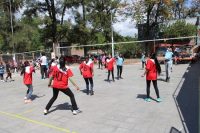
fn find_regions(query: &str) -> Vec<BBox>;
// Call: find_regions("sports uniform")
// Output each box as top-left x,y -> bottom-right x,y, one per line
21,63 -> 35,103
79,60 -> 94,95
44,64 -> 80,115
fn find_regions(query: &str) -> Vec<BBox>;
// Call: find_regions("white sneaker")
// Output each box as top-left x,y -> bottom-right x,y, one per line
72,109 -> 82,115
72,110 -> 77,115
44,109 -> 48,115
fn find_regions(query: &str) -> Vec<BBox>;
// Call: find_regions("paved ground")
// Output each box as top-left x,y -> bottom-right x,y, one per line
0,62 -> 197,133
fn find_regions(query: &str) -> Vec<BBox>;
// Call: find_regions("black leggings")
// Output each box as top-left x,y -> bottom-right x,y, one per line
41,65 -> 47,79
98,60 -> 102,69
6,72 -> 12,80
108,70 -> 114,80
117,65 -> 123,78
0,74 -> 3,80
45,88 -> 78,111
84,78 -> 93,85
146,80 -> 160,98
84,78 -> 94,91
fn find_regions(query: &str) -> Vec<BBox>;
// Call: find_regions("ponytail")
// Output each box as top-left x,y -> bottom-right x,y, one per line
59,56 -> 67,71
21,61 -> 29,75
151,53 -> 161,74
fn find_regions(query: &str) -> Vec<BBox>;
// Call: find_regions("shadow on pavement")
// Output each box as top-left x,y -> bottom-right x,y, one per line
173,62 -> 199,133
48,102 -> 72,114
170,127 -> 181,133
137,94 -> 146,99
31,94 -> 45,101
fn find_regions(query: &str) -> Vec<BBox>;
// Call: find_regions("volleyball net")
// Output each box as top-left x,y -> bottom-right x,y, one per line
56,36 -> 198,59
0,35 -> 198,64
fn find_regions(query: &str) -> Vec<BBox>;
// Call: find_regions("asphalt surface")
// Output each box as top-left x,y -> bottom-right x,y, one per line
0,62 -> 198,133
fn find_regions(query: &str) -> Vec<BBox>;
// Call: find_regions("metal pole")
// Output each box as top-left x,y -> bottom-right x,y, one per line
9,0 -> 14,53
9,0 -> 13,37
111,11 -> 114,57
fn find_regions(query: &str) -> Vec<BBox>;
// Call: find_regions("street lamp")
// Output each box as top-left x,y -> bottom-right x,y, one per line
111,10 -> 114,57
196,14 -> 200,45
9,0 -> 14,37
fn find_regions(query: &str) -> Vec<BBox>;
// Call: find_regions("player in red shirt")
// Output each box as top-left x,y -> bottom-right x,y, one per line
21,61 -> 35,103
44,56 -> 81,115
106,54 -> 115,82
79,56 -> 94,95
142,53 -> 161,102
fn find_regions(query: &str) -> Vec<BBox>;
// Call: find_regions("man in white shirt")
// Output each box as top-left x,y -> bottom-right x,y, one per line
40,52 -> 48,79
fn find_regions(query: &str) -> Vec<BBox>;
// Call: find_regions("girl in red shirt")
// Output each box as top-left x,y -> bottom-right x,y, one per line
106,54 -> 115,82
44,56 -> 80,115
142,53 -> 161,102
79,56 -> 94,95
21,61 -> 35,103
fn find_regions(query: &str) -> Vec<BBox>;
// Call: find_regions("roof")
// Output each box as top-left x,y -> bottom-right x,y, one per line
165,17 -> 199,26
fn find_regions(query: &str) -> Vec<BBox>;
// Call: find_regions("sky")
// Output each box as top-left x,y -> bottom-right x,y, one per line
15,2 -> 138,37
113,18 -> 137,37
16,0 -> 194,37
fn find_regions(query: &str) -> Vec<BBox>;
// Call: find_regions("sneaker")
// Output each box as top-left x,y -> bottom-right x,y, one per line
72,109 -> 82,115
144,98 -> 151,102
86,90 -> 89,95
156,98 -> 162,102
24,99 -> 32,104
44,109 -> 48,115
90,91 -> 94,96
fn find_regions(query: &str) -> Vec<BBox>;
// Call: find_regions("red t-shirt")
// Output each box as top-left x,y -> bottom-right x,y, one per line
145,59 -> 157,80
79,61 -> 93,78
106,58 -> 115,71
52,65 -> 73,89
23,66 -> 35,85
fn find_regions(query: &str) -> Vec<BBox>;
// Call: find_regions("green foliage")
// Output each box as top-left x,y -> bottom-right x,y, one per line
162,20 -> 197,37
115,37 -> 141,58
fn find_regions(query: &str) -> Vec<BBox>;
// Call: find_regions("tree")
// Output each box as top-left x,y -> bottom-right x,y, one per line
122,0 -> 186,53
162,20 -> 196,44
24,0 -> 80,54
0,0 -> 24,53
184,0 -> 200,17
10,17 -> 44,53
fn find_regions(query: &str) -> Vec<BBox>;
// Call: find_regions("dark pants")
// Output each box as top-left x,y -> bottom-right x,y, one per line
142,61 -> 145,69
84,78 -> 94,93
98,60 -> 102,69
41,65 -> 47,79
0,74 -> 3,80
108,70 -> 114,81
45,88 -> 78,111
6,72 -> 12,80
117,65 -> 123,78
146,80 -> 160,98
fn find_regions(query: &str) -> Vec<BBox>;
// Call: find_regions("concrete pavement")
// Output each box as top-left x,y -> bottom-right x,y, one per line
0,62 -> 197,133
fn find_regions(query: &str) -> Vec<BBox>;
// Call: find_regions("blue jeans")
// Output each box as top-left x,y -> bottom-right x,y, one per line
165,61 -> 172,79
26,84 -> 33,99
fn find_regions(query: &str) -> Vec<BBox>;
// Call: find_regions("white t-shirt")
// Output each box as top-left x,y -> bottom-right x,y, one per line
40,56 -> 47,65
